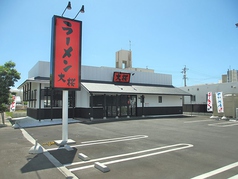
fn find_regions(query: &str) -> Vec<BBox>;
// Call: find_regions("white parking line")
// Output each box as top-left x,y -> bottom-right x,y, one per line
68,143 -> 193,172
184,119 -> 214,123
81,135 -> 147,144
191,161 -> 238,179
103,143 -> 193,165
208,121 -> 238,127
48,135 -> 148,151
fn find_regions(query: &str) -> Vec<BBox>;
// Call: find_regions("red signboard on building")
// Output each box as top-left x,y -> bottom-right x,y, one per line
51,15 -> 82,90
113,72 -> 131,83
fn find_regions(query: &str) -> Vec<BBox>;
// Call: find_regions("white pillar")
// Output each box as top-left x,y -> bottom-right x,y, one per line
62,90 -> 68,143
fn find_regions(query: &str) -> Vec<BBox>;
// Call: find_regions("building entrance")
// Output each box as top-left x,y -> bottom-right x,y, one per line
92,94 -> 137,118
106,95 -> 137,117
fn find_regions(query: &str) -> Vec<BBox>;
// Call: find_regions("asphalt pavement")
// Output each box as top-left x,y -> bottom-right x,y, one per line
1,115 -> 238,179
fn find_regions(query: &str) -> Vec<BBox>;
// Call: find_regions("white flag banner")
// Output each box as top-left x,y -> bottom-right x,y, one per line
207,92 -> 213,112
215,92 -> 224,113
10,95 -> 16,112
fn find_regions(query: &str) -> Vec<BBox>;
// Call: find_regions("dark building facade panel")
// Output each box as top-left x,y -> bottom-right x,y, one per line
183,104 -> 207,113
27,106 -> 183,120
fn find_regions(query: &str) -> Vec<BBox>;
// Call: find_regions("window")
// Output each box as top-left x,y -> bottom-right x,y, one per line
191,95 -> 196,102
158,96 -> 162,103
41,88 -> 75,107
92,95 -> 104,107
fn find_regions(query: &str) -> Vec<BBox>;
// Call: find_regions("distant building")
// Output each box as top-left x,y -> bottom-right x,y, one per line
180,82 -> 238,118
222,69 -> 238,83
18,50 -> 190,120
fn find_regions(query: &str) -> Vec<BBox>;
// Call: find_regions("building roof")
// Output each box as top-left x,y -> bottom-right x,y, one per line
18,77 -> 50,89
82,82 -> 191,96
18,78 -> 190,96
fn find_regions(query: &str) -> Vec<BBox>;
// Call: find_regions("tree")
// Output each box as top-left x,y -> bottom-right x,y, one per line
0,61 -> 20,124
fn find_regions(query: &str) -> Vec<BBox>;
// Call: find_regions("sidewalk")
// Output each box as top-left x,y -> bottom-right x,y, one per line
9,116 -> 80,129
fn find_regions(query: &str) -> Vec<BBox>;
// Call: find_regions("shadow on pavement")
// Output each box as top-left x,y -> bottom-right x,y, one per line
48,147 -> 77,165
21,153 -> 55,173
21,148 -> 77,173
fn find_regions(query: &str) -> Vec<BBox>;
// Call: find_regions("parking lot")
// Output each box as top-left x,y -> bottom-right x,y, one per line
1,115 -> 238,179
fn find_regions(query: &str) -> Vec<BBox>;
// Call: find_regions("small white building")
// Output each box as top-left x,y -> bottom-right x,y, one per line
18,50 -> 190,120
180,82 -> 238,118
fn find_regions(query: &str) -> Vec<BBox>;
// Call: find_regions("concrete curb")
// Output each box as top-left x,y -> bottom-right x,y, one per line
79,114 -> 190,124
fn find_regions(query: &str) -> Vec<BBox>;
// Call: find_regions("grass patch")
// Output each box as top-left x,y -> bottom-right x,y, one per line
5,110 -> 27,118
5,112 -> 13,118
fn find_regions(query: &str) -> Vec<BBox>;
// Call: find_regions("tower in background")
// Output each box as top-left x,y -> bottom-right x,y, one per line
115,50 -> 132,69
115,48 -> 154,73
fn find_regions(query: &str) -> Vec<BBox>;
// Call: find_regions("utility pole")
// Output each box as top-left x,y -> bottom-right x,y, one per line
181,65 -> 189,87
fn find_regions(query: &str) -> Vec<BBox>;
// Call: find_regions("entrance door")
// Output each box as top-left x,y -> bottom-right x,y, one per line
129,95 -> 137,116
118,95 -> 137,117
106,95 -> 137,118
106,95 -> 116,117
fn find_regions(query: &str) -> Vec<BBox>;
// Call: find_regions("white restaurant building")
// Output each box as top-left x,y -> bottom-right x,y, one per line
18,50 -> 190,120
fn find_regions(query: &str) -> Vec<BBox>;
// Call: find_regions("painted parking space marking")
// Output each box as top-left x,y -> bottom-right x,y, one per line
47,135 -> 148,151
80,135 -> 148,144
191,161 -> 238,179
184,119 -> 214,123
184,119 -> 238,128
66,143 -> 193,172
208,121 -> 238,127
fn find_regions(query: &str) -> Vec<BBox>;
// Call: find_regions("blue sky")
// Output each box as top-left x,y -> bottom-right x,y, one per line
1,0 -> 238,88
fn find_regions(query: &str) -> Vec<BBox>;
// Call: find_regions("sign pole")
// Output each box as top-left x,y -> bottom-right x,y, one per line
54,90 -> 75,148
62,90 -> 68,143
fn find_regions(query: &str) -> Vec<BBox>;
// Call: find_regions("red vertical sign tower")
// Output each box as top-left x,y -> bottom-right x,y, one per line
51,15 -> 82,90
